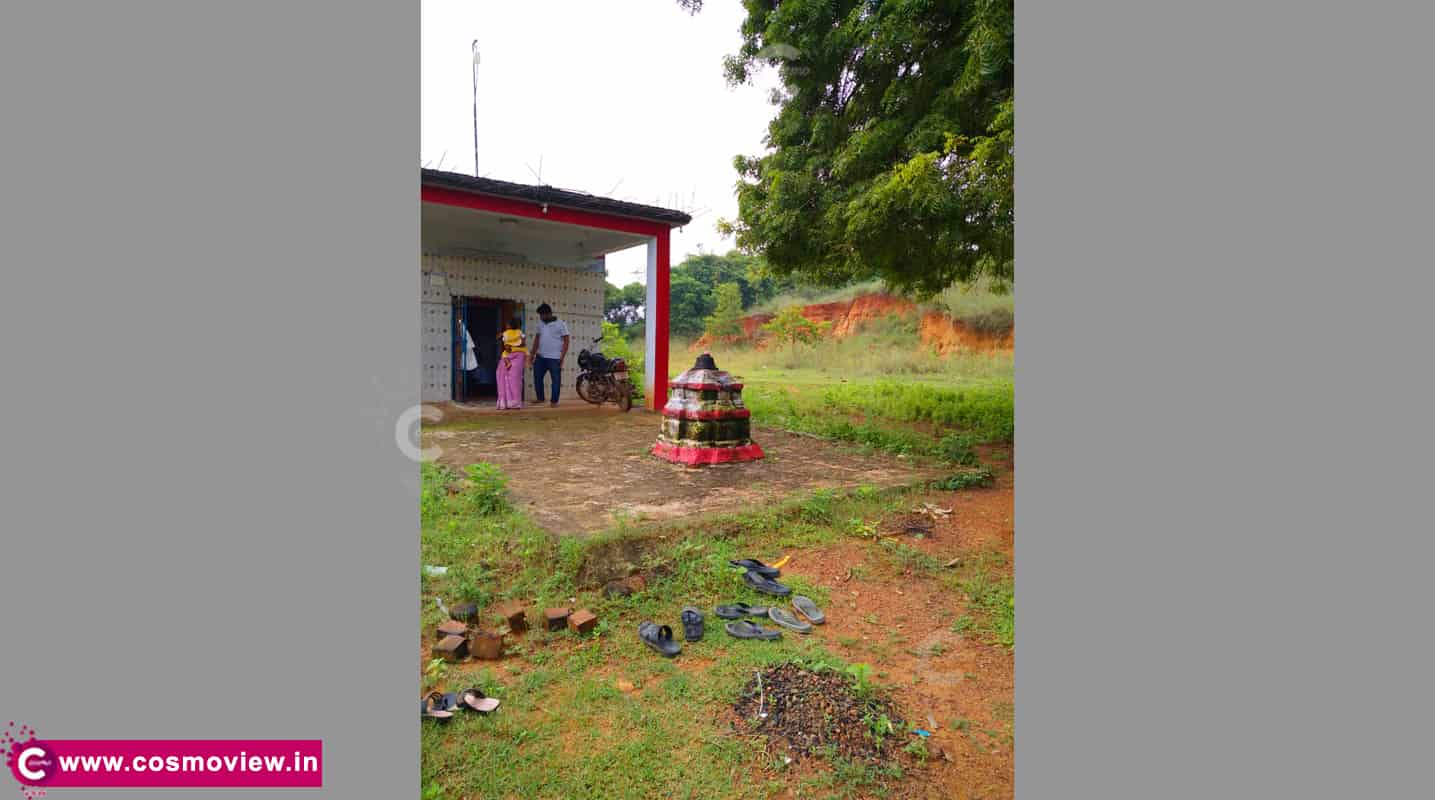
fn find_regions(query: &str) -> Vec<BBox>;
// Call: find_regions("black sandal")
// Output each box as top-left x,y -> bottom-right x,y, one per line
457,687 -> 500,713
421,691 -> 457,722
767,606 -> 813,634
792,595 -> 826,625
714,602 -> 770,620
723,620 -> 783,641
680,607 -> 704,641
638,620 -> 681,657
742,569 -> 792,597
729,559 -> 781,578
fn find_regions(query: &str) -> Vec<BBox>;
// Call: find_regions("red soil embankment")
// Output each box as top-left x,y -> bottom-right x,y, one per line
709,293 -> 1012,354
919,310 -> 1014,354
830,294 -> 917,337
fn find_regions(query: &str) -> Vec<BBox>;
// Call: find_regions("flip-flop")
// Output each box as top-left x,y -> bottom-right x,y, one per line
457,687 -> 500,713
723,620 -> 783,641
713,602 -> 770,620
767,606 -> 813,634
729,559 -> 781,578
742,569 -> 792,597
421,691 -> 457,722
792,595 -> 826,625
638,620 -> 681,657
680,607 -> 705,642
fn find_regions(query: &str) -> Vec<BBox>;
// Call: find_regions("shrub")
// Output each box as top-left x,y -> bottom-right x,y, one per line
600,321 -> 644,399
461,462 -> 509,516
762,305 -> 830,349
702,282 -> 745,340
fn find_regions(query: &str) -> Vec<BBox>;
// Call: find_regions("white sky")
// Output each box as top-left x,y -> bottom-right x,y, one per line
420,0 -> 782,286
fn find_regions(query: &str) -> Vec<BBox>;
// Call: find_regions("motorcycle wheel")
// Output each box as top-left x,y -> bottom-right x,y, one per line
576,374 -> 599,404
617,381 -> 632,413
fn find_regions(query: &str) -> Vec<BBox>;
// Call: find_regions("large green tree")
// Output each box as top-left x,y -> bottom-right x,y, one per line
604,281 -> 646,329
612,250 -> 798,341
668,270 -> 715,339
716,0 -> 1014,295
677,251 -> 791,308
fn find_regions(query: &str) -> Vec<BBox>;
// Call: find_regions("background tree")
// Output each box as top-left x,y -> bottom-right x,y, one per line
667,270 -> 714,339
717,0 -> 1014,296
677,251 -> 791,308
604,281 -> 646,329
761,305 -> 829,349
703,282 -> 746,340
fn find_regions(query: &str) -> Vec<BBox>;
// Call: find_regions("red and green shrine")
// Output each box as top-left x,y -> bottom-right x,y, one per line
651,353 -> 765,466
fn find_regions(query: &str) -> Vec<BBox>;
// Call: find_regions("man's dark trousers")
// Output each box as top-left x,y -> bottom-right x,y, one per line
533,356 -> 561,403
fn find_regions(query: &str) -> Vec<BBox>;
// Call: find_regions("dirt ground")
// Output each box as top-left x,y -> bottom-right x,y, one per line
782,479 -> 1015,799
424,407 -> 946,536
422,470 -> 1014,800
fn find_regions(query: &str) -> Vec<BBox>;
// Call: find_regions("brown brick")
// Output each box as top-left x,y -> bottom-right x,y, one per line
470,630 -> 503,660
544,607 -> 572,631
568,608 -> 597,635
434,635 -> 468,662
493,601 -> 528,633
436,620 -> 468,639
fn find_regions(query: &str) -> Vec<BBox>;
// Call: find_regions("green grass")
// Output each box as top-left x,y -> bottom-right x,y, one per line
955,561 -> 1015,648
818,381 -> 1015,443
419,467 -> 969,799
879,540 -> 945,576
712,334 -> 1012,385
737,380 -> 1011,475
748,279 -> 887,315
924,277 -> 1014,333
931,467 -> 996,491
421,426 -> 1011,797
421,461 -> 575,611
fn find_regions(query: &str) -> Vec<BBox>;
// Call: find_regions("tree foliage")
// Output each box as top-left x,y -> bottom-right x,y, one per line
761,305 -> 829,349
611,250 -> 796,340
703,282 -> 746,340
604,281 -> 646,329
599,320 -> 643,389
668,270 -> 713,339
718,0 -> 1014,295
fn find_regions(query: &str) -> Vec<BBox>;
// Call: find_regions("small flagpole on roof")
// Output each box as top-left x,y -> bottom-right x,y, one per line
472,40 -> 481,176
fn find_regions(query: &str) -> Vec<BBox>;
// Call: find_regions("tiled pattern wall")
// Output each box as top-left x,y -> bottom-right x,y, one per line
420,254 -> 606,404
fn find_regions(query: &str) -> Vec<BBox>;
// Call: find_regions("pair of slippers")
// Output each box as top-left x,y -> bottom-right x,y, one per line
730,559 -> 791,596
638,607 -> 704,658
421,688 -> 500,722
715,595 -> 826,636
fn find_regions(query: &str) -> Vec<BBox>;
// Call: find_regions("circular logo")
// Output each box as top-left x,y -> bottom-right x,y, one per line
10,740 -> 57,786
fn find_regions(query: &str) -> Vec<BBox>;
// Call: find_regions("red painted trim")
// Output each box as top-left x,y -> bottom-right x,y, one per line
422,186 -> 672,237
646,229 -> 671,412
667,381 -> 745,392
652,441 -> 765,465
662,408 -> 751,421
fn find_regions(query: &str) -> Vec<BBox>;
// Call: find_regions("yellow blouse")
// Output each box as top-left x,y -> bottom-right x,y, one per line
500,328 -> 526,354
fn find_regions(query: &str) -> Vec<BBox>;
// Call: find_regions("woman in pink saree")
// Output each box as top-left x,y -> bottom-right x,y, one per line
496,319 -> 527,410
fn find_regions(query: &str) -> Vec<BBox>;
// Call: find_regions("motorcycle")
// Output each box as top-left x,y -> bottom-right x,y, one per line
575,337 -> 634,412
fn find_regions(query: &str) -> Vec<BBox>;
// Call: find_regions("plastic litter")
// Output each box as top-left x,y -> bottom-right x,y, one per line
423,565 -> 449,576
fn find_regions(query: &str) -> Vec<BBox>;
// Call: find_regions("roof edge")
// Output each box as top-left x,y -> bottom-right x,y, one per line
421,169 -> 692,228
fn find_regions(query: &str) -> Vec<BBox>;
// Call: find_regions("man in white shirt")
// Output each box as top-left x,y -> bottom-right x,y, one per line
530,303 -> 570,407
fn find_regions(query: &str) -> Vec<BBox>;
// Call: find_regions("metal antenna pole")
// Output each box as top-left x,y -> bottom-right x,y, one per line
471,40 -> 480,176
